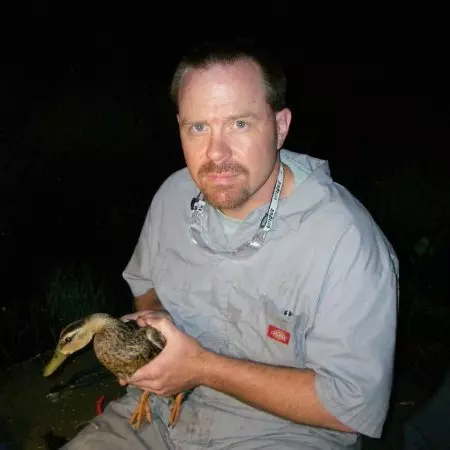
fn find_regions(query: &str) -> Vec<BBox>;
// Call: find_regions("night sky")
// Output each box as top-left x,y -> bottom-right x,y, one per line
1,19 -> 449,369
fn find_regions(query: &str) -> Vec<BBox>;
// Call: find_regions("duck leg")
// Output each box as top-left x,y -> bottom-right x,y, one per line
168,392 -> 185,427
129,390 -> 152,429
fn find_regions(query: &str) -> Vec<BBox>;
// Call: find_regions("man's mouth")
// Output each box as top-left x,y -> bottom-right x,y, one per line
206,173 -> 239,183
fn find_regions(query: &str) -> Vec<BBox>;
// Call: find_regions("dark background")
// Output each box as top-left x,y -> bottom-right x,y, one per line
1,14 -> 449,410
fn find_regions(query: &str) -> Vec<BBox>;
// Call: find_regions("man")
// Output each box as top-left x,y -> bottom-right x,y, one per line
63,38 -> 398,449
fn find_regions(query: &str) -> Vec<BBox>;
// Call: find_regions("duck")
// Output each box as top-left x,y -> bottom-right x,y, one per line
43,312 -> 188,429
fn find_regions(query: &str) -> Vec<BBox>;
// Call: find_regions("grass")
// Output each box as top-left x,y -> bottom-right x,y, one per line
44,262 -> 109,340
0,261 -> 121,370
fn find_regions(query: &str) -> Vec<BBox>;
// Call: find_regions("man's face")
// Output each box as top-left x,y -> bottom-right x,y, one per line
177,59 -> 291,218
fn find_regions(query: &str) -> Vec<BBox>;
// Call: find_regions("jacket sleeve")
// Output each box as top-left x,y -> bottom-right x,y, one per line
122,195 -> 160,298
305,223 -> 399,438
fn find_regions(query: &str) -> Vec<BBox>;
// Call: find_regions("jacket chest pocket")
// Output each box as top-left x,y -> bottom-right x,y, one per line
224,285 -> 308,369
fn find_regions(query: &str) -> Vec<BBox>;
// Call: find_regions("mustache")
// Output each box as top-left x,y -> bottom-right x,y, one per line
198,162 -> 248,176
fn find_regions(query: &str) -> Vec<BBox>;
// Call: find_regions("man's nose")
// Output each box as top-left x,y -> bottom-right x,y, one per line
206,133 -> 232,164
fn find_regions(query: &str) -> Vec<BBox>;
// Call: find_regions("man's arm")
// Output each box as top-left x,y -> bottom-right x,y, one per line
198,351 -> 354,432
133,288 -> 166,312
128,315 -> 354,433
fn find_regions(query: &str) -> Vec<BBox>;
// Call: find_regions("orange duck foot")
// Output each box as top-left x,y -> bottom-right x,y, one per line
129,390 -> 152,430
168,392 -> 185,428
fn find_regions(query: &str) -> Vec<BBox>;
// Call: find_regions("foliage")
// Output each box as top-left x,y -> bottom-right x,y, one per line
43,262 -> 110,339
0,261 -> 126,369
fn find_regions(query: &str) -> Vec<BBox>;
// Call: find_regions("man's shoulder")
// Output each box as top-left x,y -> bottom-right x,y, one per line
154,166 -> 196,201
328,185 -> 398,263
296,172 -> 396,257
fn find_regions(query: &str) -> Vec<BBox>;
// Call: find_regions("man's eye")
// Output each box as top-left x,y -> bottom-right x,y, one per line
235,120 -> 248,129
192,123 -> 205,133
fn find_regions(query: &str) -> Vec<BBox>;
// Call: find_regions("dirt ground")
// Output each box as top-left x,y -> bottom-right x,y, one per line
0,349 -> 124,450
0,349 -> 424,449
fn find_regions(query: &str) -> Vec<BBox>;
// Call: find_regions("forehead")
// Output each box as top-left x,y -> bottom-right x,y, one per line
178,60 -> 268,117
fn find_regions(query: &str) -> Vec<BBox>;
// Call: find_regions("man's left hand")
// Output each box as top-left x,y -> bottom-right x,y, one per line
120,314 -> 208,396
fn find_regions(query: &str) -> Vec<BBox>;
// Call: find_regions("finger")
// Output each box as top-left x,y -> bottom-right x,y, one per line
138,310 -> 174,323
128,369 -> 145,383
129,363 -> 157,383
141,315 -> 177,336
134,315 -> 159,328
120,312 -> 144,322
121,310 -> 173,323
136,317 -> 150,327
149,310 -> 174,321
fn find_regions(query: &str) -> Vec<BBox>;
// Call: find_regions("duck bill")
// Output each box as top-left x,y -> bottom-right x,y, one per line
43,350 -> 68,377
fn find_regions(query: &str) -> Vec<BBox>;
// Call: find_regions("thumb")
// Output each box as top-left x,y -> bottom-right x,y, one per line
145,314 -> 178,339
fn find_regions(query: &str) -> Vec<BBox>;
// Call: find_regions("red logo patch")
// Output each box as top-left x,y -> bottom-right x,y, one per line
267,324 -> 291,345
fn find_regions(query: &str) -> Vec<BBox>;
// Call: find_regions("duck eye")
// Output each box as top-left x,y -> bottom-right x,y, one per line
64,336 -> 73,344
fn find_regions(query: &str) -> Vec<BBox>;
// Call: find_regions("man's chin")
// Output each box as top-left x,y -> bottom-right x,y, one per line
203,188 -> 248,211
